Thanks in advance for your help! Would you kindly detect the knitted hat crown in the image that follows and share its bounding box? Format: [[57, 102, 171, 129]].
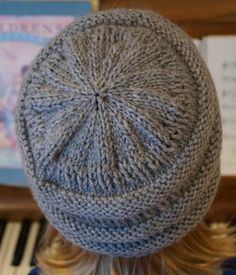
[[15, 8, 222, 257]]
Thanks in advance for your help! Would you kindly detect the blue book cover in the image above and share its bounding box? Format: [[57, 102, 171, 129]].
[[0, 1, 93, 187], [0, 1, 92, 16]]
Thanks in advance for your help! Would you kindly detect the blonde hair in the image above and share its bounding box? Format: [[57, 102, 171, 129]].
[[36, 219, 236, 275]]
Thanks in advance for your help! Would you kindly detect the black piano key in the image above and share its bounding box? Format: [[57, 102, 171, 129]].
[[12, 219, 31, 266], [0, 220, 7, 247], [30, 218, 46, 266]]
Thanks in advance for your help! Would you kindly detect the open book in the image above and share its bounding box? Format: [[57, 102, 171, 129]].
[[194, 36, 236, 176]]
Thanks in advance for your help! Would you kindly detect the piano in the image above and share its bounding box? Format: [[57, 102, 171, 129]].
[[0, 218, 46, 275], [0, 176, 235, 274], [0, 186, 44, 275]]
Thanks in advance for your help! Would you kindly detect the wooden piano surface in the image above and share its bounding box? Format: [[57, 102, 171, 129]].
[[0, 186, 43, 221], [100, 0, 236, 37]]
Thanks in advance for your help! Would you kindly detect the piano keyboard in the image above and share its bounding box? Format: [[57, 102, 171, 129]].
[[0, 219, 46, 275]]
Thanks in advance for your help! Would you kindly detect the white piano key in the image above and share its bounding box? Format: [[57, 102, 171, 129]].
[[0, 222, 21, 275], [0, 222, 13, 270], [15, 222, 40, 275]]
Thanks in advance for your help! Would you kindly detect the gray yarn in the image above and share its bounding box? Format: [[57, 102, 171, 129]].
[[15, 8, 222, 257]]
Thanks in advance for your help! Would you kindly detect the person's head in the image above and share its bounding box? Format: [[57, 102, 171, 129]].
[[15, 8, 236, 275]]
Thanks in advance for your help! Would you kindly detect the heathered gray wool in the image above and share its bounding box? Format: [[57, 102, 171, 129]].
[[15, 8, 222, 257]]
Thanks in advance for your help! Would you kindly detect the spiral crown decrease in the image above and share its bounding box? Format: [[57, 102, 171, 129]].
[[15, 8, 222, 257]]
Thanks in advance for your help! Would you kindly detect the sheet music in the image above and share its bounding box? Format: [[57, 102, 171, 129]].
[[201, 35, 236, 175], [192, 38, 201, 51]]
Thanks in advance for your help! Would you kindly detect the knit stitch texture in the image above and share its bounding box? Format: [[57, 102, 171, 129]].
[[15, 8, 222, 257]]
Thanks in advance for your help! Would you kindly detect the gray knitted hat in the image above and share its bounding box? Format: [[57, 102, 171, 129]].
[[15, 8, 222, 258]]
